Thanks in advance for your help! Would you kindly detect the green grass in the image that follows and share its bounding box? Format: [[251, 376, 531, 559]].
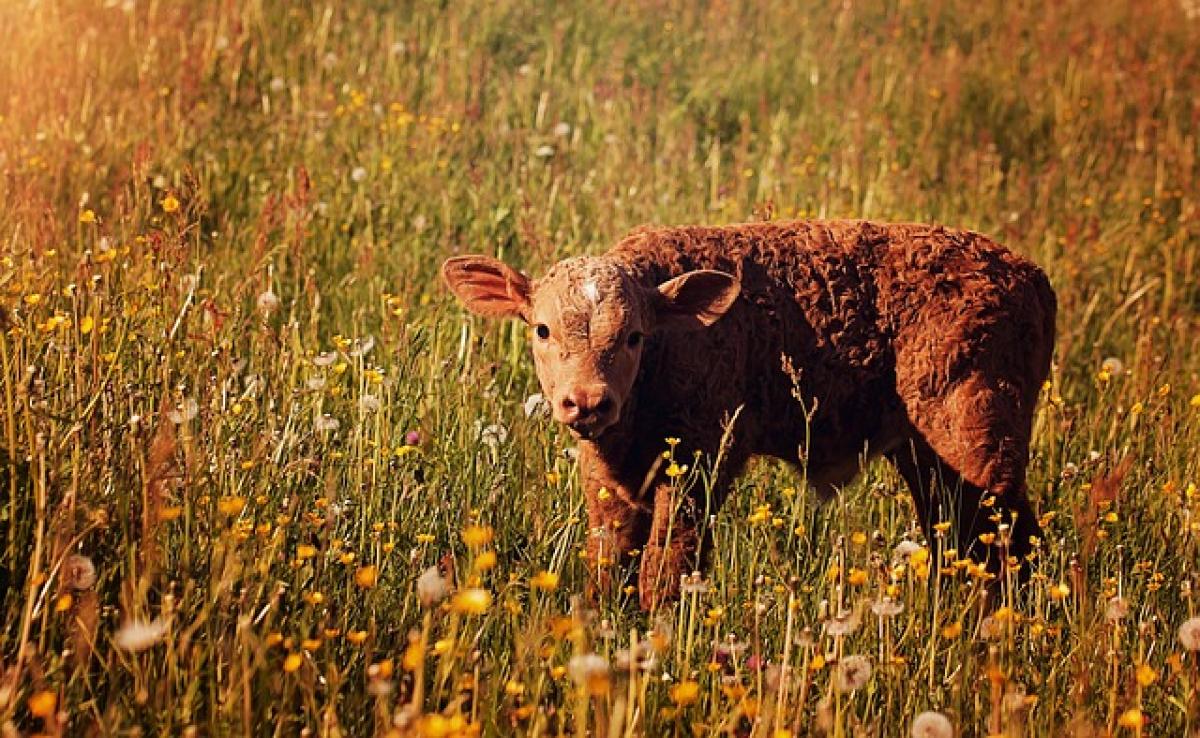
[[1, 0, 1199, 735]]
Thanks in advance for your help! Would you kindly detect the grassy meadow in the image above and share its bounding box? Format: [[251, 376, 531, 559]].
[[2, 0, 1200, 735]]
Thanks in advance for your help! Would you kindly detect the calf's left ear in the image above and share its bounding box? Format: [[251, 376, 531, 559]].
[[652, 270, 740, 331]]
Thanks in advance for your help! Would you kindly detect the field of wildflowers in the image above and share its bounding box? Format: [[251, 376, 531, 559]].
[[1, 0, 1199, 735]]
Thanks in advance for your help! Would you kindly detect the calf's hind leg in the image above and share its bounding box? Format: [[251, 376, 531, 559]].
[[889, 372, 1043, 584]]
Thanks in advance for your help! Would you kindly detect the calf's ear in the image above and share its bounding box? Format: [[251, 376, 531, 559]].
[[652, 270, 740, 331], [441, 256, 532, 320]]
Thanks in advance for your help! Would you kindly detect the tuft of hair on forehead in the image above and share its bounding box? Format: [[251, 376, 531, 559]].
[[581, 280, 600, 305]]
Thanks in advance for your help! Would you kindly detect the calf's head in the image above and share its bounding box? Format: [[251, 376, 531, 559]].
[[442, 255, 739, 440]]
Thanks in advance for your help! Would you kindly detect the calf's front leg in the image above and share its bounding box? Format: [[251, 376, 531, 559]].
[[581, 474, 651, 602], [638, 483, 707, 611]]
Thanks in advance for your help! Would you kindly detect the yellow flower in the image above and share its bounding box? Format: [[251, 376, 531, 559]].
[[79, 316, 94, 335], [265, 632, 283, 647], [941, 622, 963, 639], [161, 194, 180, 213], [217, 496, 246, 516], [847, 568, 868, 586], [1135, 664, 1157, 687], [531, 571, 560, 591], [283, 653, 303, 672], [1190, 393, 1200, 408], [355, 565, 379, 589], [670, 680, 701, 707], [346, 630, 368, 645], [301, 638, 322, 651], [402, 641, 425, 671], [665, 462, 688, 478], [474, 550, 497, 572], [79, 209, 96, 223], [55, 594, 73, 612], [1117, 708, 1144, 729], [451, 588, 492, 615], [1049, 582, 1071, 600], [28, 690, 57, 718], [462, 524, 494, 549]]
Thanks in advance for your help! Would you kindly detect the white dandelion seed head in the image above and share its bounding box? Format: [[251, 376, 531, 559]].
[[416, 566, 450, 608], [911, 710, 954, 738], [834, 654, 872, 693], [315, 415, 340, 433], [680, 572, 710, 595], [256, 288, 280, 315], [1177, 616, 1200, 651], [312, 351, 338, 367], [523, 393, 548, 418], [350, 166, 368, 183], [824, 607, 862, 637], [63, 554, 97, 591], [534, 144, 555, 158], [359, 394, 381, 413], [552, 121, 572, 138], [269, 77, 286, 93], [1105, 595, 1130, 622], [871, 597, 904, 618], [348, 335, 375, 357], [306, 375, 327, 391], [114, 618, 169, 652], [892, 539, 922, 565], [567, 653, 610, 686], [169, 397, 199, 424], [477, 422, 508, 451], [1100, 357, 1125, 375]]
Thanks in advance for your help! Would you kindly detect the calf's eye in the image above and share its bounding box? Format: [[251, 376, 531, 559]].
[[626, 331, 643, 348], [535, 324, 551, 340]]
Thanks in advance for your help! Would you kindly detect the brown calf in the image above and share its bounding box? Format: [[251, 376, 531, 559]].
[[443, 219, 1056, 610]]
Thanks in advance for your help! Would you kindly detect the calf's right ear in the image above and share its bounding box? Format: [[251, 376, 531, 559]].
[[441, 256, 532, 320]]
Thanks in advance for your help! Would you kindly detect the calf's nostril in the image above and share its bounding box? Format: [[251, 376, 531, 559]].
[[595, 397, 613, 415]]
